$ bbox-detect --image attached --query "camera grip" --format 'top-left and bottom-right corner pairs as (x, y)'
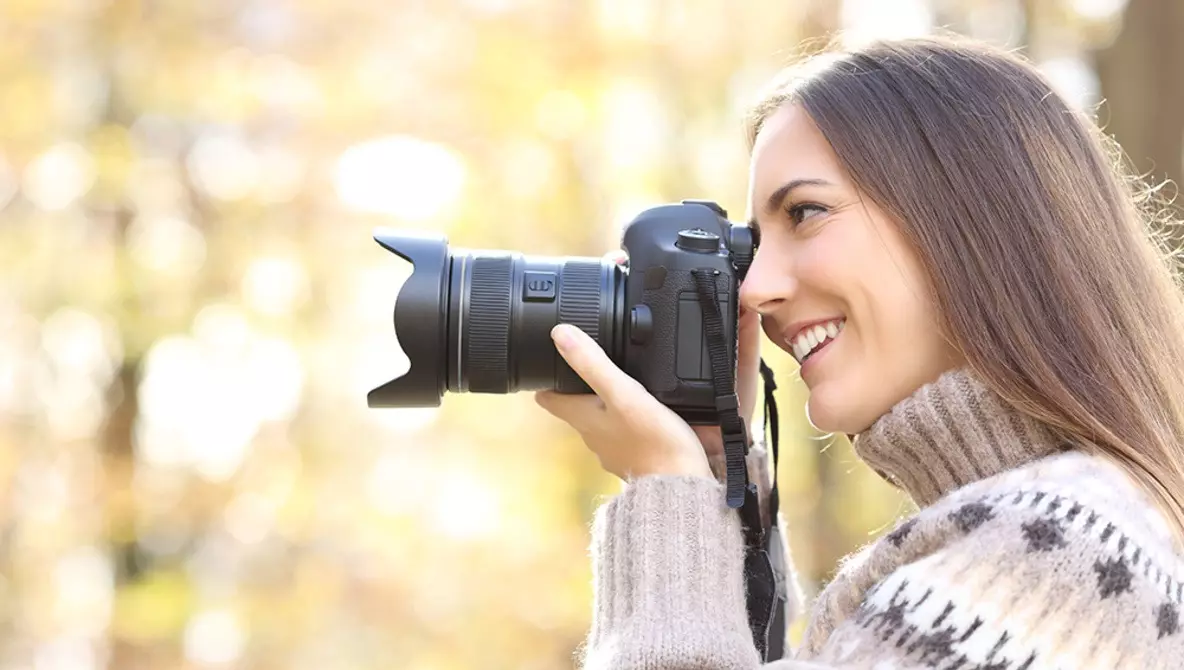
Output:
(637, 269), (734, 396)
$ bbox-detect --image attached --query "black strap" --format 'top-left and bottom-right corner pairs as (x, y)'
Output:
(691, 269), (787, 662)
(691, 269), (751, 510)
(760, 360), (781, 522)
(759, 359), (786, 661)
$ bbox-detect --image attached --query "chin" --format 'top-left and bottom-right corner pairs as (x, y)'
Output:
(804, 386), (872, 436)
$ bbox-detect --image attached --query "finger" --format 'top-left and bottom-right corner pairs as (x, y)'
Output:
(534, 390), (604, 428)
(602, 250), (628, 265)
(554, 326), (648, 409)
(736, 308), (762, 422)
(738, 307), (762, 368)
(551, 324), (638, 404)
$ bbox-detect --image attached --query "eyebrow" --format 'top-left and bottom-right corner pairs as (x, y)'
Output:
(747, 178), (834, 227)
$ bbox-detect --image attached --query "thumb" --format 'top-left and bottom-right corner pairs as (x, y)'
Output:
(552, 324), (634, 404)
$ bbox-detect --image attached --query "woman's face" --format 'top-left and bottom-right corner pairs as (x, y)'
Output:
(740, 104), (962, 434)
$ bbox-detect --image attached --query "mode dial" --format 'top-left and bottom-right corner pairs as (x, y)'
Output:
(675, 228), (721, 253)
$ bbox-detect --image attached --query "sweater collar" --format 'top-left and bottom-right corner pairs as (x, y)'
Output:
(851, 367), (1066, 507)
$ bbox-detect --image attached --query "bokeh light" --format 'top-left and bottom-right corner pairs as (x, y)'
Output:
(333, 136), (466, 222)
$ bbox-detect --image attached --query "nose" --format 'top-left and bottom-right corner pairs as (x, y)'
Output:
(740, 248), (794, 315)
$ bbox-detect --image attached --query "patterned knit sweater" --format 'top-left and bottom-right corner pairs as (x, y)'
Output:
(580, 368), (1184, 669)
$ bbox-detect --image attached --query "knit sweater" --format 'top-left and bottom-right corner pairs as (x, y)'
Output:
(580, 368), (1184, 669)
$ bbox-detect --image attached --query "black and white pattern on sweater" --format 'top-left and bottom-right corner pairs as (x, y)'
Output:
(850, 567), (1040, 669)
(975, 486), (1184, 608)
(853, 579), (1036, 670)
(1019, 516), (1067, 552)
(887, 518), (918, 547)
(1156, 602), (1180, 639)
(948, 502), (994, 533)
(836, 483), (1184, 668)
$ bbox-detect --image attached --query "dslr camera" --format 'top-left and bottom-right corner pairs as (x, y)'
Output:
(368, 199), (758, 425)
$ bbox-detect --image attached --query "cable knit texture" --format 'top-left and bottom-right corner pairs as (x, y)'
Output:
(580, 368), (1184, 669)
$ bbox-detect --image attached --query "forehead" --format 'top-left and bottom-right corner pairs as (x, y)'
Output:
(749, 104), (845, 196)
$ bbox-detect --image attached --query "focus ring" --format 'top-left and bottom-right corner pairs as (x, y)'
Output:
(468, 256), (512, 392)
(556, 260), (602, 393)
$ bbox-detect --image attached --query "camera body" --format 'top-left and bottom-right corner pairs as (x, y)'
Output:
(617, 200), (755, 423)
(367, 199), (756, 425)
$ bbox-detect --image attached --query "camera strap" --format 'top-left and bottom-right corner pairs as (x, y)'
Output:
(690, 269), (751, 509)
(757, 358), (787, 661)
(690, 269), (787, 662)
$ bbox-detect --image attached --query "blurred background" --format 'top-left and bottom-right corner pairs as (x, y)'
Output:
(1, 0), (1182, 668)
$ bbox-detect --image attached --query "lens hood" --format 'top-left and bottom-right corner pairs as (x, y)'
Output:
(368, 228), (449, 408)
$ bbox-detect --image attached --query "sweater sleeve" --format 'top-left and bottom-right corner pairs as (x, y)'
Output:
(581, 474), (1184, 669)
(580, 435), (809, 670)
(580, 473), (769, 669)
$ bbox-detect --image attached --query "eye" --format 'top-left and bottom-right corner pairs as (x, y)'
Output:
(785, 203), (828, 226)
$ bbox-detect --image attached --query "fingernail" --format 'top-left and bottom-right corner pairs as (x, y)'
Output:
(552, 324), (575, 351)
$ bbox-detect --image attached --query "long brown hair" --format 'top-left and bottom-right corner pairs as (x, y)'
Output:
(747, 35), (1184, 546)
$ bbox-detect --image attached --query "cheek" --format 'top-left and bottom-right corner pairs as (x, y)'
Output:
(819, 223), (925, 339)
(792, 226), (845, 277)
(866, 254), (939, 352)
(858, 273), (936, 370)
(793, 227), (865, 302)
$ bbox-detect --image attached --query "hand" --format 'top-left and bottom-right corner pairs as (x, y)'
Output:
(693, 304), (762, 480)
(534, 324), (715, 481)
(584, 251), (762, 482)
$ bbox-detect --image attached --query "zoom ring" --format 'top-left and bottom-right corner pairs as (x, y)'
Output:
(556, 260), (603, 393)
(468, 256), (513, 392)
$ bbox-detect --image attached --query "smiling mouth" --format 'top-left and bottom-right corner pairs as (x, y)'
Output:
(788, 318), (845, 364)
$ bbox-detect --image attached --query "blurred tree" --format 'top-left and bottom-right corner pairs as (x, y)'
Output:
(1094, 0), (1184, 206)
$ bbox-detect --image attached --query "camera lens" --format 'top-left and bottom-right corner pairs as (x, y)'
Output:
(446, 251), (626, 394)
(368, 230), (627, 407)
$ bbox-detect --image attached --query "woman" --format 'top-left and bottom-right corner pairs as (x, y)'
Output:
(535, 35), (1184, 669)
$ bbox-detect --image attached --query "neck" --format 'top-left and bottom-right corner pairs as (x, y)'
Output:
(852, 368), (1066, 507)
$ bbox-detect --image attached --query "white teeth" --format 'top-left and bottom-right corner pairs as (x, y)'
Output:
(789, 318), (846, 364)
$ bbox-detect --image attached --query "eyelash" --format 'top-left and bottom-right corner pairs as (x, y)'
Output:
(785, 202), (827, 226)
